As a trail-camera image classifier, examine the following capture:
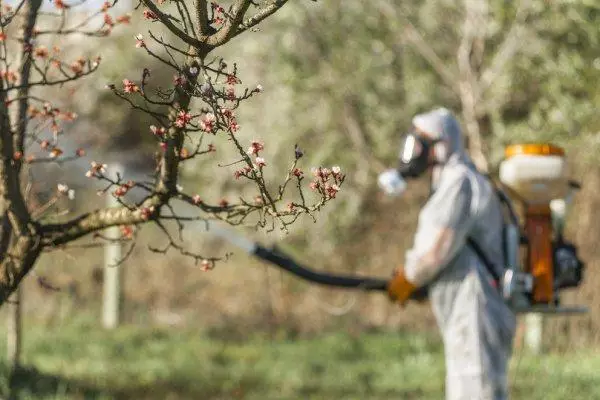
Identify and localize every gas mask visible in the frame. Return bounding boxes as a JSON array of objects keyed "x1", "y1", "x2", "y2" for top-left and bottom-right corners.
[{"x1": 378, "y1": 132, "x2": 438, "y2": 197}]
